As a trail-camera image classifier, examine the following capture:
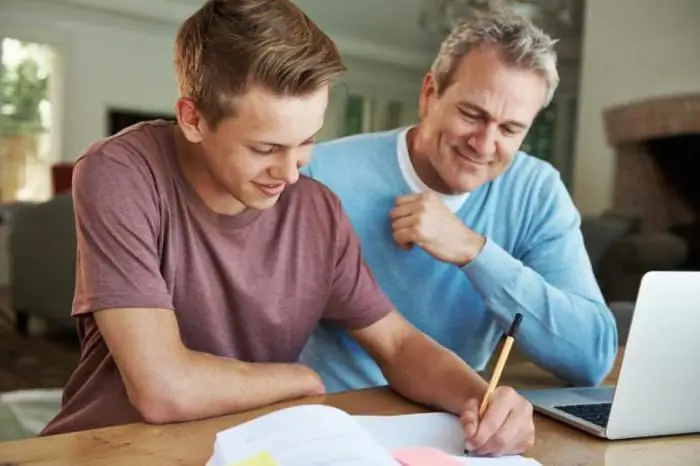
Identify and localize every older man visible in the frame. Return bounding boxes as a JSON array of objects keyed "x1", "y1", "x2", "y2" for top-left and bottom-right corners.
[{"x1": 300, "y1": 9, "x2": 618, "y2": 393}]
